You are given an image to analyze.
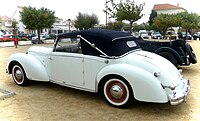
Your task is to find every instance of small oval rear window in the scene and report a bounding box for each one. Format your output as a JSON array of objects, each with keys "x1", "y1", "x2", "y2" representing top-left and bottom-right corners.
[{"x1": 127, "y1": 41, "x2": 136, "y2": 48}]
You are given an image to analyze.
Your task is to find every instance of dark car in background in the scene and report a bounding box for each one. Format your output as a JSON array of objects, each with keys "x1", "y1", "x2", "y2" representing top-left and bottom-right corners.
[
  {"x1": 27, "y1": 33, "x2": 36, "y2": 40},
  {"x1": 178, "y1": 32, "x2": 192, "y2": 40},
  {"x1": 136, "y1": 38, "x2": 197, "y2": 67},
  {"x1": 193, "y1": 32, "x2": 200, "y2": 40},
  {"x1": 18, "y1": 33, "x2": 28, "y2": 39}
]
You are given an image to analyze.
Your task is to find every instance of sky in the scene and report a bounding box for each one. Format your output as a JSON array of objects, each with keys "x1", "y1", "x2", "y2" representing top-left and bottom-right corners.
[{"x1": 0, "y1": 0, "x2": 200, "y2": 24}]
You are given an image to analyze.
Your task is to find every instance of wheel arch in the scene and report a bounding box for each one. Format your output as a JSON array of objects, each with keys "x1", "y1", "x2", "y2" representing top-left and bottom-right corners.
[
  {"x1": 96, "y1": 64, "x2": 168, "y2": 103},
  {"x1": 7, "y1": 53, "x2": 49, "y2": 82},
  {"x1": 155, "y1": 47, "x2": 184, "y2": 64},
  {"x1": 97, "y1": 74, "x2": 128, "y2": 95}
]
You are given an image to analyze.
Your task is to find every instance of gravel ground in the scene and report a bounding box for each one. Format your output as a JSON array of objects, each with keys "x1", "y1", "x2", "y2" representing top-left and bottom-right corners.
[{"x1": 0, "y1": 42, "x2": 199, "y2": 121}]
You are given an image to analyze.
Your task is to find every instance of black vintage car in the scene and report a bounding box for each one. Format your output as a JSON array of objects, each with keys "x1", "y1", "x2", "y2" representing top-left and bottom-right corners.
[{"x1": 136, "y1": 37, "x2": 197, "y2": 67}]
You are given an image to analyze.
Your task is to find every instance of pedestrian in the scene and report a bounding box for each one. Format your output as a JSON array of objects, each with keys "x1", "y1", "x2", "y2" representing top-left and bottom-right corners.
[{"x1": 14, "y1": 37, "x2": 18, "y2": 48}]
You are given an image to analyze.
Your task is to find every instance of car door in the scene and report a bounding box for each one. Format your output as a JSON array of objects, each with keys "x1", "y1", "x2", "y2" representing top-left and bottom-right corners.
[
  {"x1": 49, "y1": 38, "x2": 84, "y2": 87},
  {"x1": 50, "y1": 53, "x2": 84, "y2": 86}
]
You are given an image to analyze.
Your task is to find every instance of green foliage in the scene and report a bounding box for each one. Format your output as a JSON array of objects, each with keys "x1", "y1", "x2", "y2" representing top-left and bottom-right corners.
[
  {"x1": 19, "y1": 37, "x2": 29, "y2": 41},
  {"x1": 105, "y1": 0, "x2": 144, "y2": 32},
  {"x1": 74, "y1": 12, "x2": 99, "y2": 30},
  {"x1": 12, "y1": 19, "x2": 18, "y2": 35},
  {"x1": 151, "y1": 12, "x2": 200, "y2": 38},
  {"x1": 20, "y1": 6, "x2": 55, "y2": 42},
  {"x1": 131, "y1": 23, "x2": 150, "y2": 32},
  {"x1": 148, "y1": 10, "x2": 157, "y2": 26},
  {"x1": 116, "y1": 0, "x2": 144, "y2": 22},
  {"x1": 107, "y1": 21, "x2": 124, "y2": 31},
  {"x1": 103, "y1": 0, "x2": 118, "y2": 19},
  {"x1": 151, "y1": 14, "x2": 181, "y2": 37},
  {"x1": 20, "y1": 6, "x2": 56, "y2": 29},
  {"x1": 176, "y1": 12, "x2": 200, "y2": 29}
]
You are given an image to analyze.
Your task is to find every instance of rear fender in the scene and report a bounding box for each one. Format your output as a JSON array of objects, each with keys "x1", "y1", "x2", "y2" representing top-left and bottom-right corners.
[
  {"x1": 7, "y1": 53, "x2": 49, "y2": 81},
  {"x1": 155, "y1": 47, "x2": 184, "y2": 63},
  {"x1": 96, "y1": 64, "x2": 168, "y2": 103}
]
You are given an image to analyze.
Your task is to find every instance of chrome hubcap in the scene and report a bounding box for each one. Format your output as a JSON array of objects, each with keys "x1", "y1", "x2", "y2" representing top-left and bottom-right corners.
[
  {"x1": 15, "y1": 69, "x2": 22, "y2": 80},
  {"x1": 110, "y1": 85, "x2": 123, "y2": 99}
]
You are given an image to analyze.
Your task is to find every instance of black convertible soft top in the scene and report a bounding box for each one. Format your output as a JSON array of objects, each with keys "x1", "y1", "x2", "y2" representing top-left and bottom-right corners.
[{"x1": 57, "y1": 29, "x2": 141, "y2": 56}]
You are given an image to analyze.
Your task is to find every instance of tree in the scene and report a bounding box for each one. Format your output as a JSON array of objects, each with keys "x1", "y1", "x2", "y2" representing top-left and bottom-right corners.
[
  {"x1": 74, "y1": 12, "x2": 99, "y2": 30},
  {"x1": 151, "y1": 12, "x2": 200, "y2": 39},
  {"x1": 12, "y1": 19, "x2": 18, "y2": 35},
  {"x1": 177, "y1": 12, "x2": 200, "y2": 39},
  {"x1": 115, "y1": 0, "x2": 144, "y2": 32},
  {"x1": 148, "y1": 10, "x2": 157, "y2": 26},
  {"x1": 151, "y1": 14, "x2": 181, "y2": 38},
  {"x1": 103, "y1": 0, "x2": 118, "y2": 19},
  {"x1": 107, "y1": 21, "x2": 124, "y2": 31},
  {"x1": 103, "y1": 0, "x2": 118, "y2": 28},
  {"x1": 20, "y1": 6, "x2": 56, "y2": 42}
]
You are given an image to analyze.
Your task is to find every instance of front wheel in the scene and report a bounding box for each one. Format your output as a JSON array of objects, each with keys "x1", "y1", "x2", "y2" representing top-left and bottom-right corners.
[
  {"x1": 12, "y1": 63, "x2": 29, "y2": 86},
  {"x1": 101, "y1": 76, "x2": 134, "y2": 108}
]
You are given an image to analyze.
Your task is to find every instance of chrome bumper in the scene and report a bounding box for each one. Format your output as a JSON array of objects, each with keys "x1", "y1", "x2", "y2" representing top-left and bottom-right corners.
[{"x1": 169, "y1": 79, "x2": 190, "y2": 105}]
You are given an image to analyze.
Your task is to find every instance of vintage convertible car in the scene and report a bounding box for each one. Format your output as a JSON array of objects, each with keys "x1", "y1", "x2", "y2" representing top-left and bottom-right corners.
[
  {"x1": 136, "y1": 37, "x2": 197, "y2": 67},
  {"x1": 7, "y1": 29, "x2": 190, "y2": 108}
]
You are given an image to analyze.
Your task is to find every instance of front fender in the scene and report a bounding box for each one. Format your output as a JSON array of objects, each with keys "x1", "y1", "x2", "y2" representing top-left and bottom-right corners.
[
  {"x1": 155, "y1": 47, "x2": 180, "y2": 58},
  {"x1": 155, "y1": 47, "x2": 185, "y2": 64},
  {"x1": 7, "y1": 53, "x2": 49, "y2": 81},
  {"x1": 97, "y1": 64, "x2": 168, "y2": 103}
]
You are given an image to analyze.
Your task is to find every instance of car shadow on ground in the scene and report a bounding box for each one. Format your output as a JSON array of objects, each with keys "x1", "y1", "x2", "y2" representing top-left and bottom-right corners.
[{"x1": 28, "y1": 80, "x2": 189, "y2": 114}]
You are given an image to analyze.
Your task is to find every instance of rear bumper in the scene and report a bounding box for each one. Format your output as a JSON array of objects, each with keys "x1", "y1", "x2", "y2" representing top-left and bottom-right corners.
[{"x1": 169, "y1": 79, "x2": 190, "y2": 105}]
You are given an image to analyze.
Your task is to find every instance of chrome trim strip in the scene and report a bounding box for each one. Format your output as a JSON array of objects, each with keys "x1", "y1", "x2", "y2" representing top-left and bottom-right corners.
[
  {"x1": 50, "y1": 80, "x2": 96, "y2": 93},
  {"x1": 112, "y1": 36, "x2": 135, "y2": 41}
]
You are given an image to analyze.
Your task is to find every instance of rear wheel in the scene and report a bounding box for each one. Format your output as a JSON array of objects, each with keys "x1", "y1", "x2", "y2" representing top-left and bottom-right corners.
[
  {"x1": 12, "y1": 63, "x2": 29, "y2": 86},
  {"x1": 101, "y1": 76, "x2": 134, "y2": 108},
  {"x1": 159, "y1": 52, "x2": 178, "y2": 67}
]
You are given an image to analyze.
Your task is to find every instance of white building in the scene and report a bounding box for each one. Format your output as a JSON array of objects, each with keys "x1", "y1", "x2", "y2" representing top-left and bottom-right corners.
[
  {"x1": 153, "y1": 4, "x2": 187, "y2": 34},
  {"x1": 0, "y1": 6, "x2": 76, "y2": 35},
  {"x1": 50, "y1": 17, "x2": 76, "y2": 34},
  {"x1": 153, "y1": 4, "x2": 187, "y2": 15}
]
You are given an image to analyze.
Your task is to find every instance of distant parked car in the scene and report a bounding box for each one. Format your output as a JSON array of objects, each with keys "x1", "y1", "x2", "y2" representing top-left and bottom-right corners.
[
  {"x1": 193, "y1": 32, "x2": 200, "y2": 40},
  {"x1": 18, "y1": 33, "x2": 28, "y2": 39},
  {"x1": 151, "y1": 32, "x2": 162, "y2": 39},
  {"x1": 165, "y1": 31, "x2": 178, "y2": 40},
  {"x1": 0, "y1": 34, "x2": 19, "y2": 41},
  {"x1": 178, "y1": 32, "x2": 192, "y2": 40},
  {"x1": 31, "y1": 35, "x2": 46, "y2": 44},
  {"x1": 27, "y1": 33, "x2": 36, "y2": 40},
  {"x1": 136, "y1": 38, "x2": 197, "y2": 67},
  {"x1": 139, "y1": 31, "x2": 149, "y2": 39},
  {"x1": 49, "y1": 33, "x2": 56, "y2": 39}
]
